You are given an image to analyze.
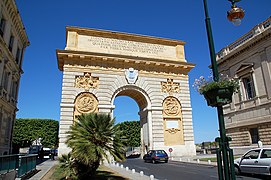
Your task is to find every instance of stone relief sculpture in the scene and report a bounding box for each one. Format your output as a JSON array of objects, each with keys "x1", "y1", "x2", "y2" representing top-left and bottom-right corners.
[
  {"x1": 166, "y1": 128, "x2": 180, "y2": 134},
  {"x1": 163, "y1": 96, "x2": 181, "y2": 116},
  {"x1": 75, "y1": 92, "x2": 98, "y2": 114},
  {"x1": 161, "y1": 78, "x2": 180, "y2": 94},
  {"x1": 75, "y1": 73, "x2": 99, "y2": 90}
]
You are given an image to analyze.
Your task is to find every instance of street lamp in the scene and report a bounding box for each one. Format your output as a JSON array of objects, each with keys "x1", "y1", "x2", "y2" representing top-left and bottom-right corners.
[{"x1": 203, "y1": 0, "x2": 244, "y2": 180}]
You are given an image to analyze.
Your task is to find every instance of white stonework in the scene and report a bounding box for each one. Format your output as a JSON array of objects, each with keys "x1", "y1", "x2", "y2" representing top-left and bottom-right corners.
[
  {"x1": 217, "y1": 17, "x2": 271, "y2": 148},
  {"x1": 0, "y1": 0, "x2": 29, "y2": 155},
  {"x1": 57, "y1": 27, "x2": 196, "y2": 157}
]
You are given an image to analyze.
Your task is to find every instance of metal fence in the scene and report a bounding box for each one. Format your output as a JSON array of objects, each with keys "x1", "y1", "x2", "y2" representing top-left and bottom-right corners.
[{"x1": 0, "y1": 154, "x2": 38, "y2": 178}]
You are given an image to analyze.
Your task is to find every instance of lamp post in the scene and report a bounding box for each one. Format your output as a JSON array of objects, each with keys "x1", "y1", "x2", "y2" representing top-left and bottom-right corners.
[{"x1": 202, "y1": 0, "x2": 244, "y2": 180}]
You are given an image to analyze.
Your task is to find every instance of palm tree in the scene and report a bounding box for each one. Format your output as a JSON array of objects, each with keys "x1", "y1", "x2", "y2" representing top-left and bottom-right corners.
[
  {"x1": 66, "y1": 113, "x2": 126, "y2": 178},
  {"x1": 57, "y1": 153, "x2": 77, "y2": 179}
]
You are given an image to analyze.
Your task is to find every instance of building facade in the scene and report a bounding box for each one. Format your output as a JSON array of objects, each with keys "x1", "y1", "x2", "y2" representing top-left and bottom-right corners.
[
  {"x1": 0, "y1": 0, "x2": 29, "y2": 155},
  {"x1": 217, "y1": 17, "x2": 271, "y2": 149},
  {"x1": 57, "y1": 27, "x2": 196, "y2": 157}
]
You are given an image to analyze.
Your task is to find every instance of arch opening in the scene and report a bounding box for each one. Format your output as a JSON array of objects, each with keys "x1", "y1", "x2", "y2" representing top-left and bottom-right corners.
[{"x1": 112, "y1": 87, "x2": 151, "y2": 156}]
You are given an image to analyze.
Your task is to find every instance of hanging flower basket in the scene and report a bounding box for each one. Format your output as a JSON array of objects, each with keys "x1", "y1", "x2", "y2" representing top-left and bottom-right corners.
[{"x1": 202, "y1": 86, "x2": 234, "y2": 107}]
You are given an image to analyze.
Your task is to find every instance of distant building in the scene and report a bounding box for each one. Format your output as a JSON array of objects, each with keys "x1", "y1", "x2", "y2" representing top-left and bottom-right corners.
[
  {"x1": 0, "y1": 0, "x2": 29, "y2": 155},
  {"x1": 217, "y1": 17, "x2": 271, "y2": 149}
]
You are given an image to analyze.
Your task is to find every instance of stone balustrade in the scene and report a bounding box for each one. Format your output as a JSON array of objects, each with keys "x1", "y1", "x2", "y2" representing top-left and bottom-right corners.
[{"x1": 216, "y1": 16, "x2": 271, "y2": 60}]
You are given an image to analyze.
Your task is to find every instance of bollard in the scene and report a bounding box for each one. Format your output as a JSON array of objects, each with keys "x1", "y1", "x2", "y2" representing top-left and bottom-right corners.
[
  {"x1": 140, "y1": 171, "x2": 144, "y2": 176},
  {"x1": 180, "y1": 158, "x2": 182, "y2": 161},
  {"x1": 150, "y1": 175, "x2": 154, "y2": 180},
  {"x1": 132, "y1": 169, "x2": 135, "y2": 173},
  {"x1": 208, "y1": 160, "x2": 211, "y2": 164},
  {"x1": 171, "y1": 157, "x2": 174, "y2": 160},
  {"x1": 120, "y1": 165, "x2": 123, "y2": 168},
  {"x1": 116, "y1": 163, "x2": 119, "y2": 167},
  {"x1": 125, "y1": 167, "x2": 129, "y2": 171},
  {"x1": 197, "y1": 159, "x2": 200, "y2": 163},
  {"x1": 188, "y1": 158, "x2": 191, "y2": 162}
]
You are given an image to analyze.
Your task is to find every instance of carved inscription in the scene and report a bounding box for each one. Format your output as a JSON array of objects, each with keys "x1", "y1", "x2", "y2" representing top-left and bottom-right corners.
[{"x1": 87, "y1": 36, "x2": 166, "y2": 55}]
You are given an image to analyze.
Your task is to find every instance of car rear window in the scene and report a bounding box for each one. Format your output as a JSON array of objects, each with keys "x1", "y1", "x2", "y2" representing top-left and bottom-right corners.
[{"x1": 155, "y1": 150, "x2": 166, "y2": 154}]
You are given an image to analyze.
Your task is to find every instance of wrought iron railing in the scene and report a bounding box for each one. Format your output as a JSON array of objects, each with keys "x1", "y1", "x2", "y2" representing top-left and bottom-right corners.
[{"x1": 0, "y1": 154, "x2": 38, "y2": 178}]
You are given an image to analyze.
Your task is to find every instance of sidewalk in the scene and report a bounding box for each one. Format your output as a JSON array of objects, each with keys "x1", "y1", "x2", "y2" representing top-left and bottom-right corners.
[{"x1": 28, "y1": 158, "x2": 57, "y2": 180}]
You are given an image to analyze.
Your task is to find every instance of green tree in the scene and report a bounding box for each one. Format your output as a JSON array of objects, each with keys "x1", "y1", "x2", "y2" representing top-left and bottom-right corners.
[
  {"x1": 117, "y1": 121, "x2": 140, "y2": 147},
  {"x1": 66, "y1": 113, "x2": 126, "y2": 178},
  {"x1": 12, "y1": 119, "x2": 59, "y2": 149}
]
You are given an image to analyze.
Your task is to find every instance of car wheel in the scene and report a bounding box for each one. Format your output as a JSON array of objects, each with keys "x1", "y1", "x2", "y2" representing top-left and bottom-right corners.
[
  {"x1": 234, "y1": 166, "x2": 240, "y2": 175},
  {"x1": 152, "y1": 159, "x2": 156, "y2": 164},
  {"x1": 165, "y1": 160, "x2": 168, "y2": 163}
]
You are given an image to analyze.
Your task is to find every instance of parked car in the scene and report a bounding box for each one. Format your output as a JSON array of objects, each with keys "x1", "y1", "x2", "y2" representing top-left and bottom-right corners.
[
  {"x1": 143, "y1": 150, "x2": 168, "y2": 163},
  {"x1": 234, "y1": 148, "x2": 271, "y2": 176}
]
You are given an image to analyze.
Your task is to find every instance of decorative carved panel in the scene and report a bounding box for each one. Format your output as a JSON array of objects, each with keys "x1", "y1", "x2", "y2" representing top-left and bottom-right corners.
[
  {"x1": 161, "y1": 78, "x2": 180, "y2": 94},
  {"x1": 75, "y1": 73, "x2": 99, "y2": 90},
  {"x1": 166, "y1": 128, "x2": 180, "y2": 134},
  {"x1": 163, "y1": 96, "x2": 181, "y2": 116},
  {"x1": 74, "y1": 92, "x2": 98, "y2": 114}
]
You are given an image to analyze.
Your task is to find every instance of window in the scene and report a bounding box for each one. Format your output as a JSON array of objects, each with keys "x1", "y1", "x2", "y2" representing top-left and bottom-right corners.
[
  {"x1": 11, "y1": 81, "x2": 18, "y2": 99},
  {"x1": 8, "y1": 35, "x2": 14, "y2": 52},
  {"x1": 261, "y1": 150, "x2": 271, "y2": 159},
  {"x1": 16, "y1": 48, "x2": 21, "y2": 64},
  {"x1": 244, "y1": 149, "x2": 260, "y2": 159},
  {"x1": 243, "y1": 76, "x2": 255, "y2": 100},
  {"x1": 250, "y1": 128, "x2": 259, "y2": 144},
  {"x1": 2, "y1": 70, "x2": 9, "y2": 90},
  {"x1": 0, "y1": 17, "x2": 6, "y2": 37}
]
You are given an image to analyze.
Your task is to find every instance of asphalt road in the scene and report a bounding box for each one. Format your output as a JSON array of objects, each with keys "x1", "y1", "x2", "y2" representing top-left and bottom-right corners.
[{"x1": 121, "y1": 158, "x2": 269, "y2": 180}]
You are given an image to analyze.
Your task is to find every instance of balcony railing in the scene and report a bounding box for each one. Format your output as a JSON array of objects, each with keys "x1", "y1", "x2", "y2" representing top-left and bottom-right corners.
[{"x1": 217, "y1": 16, "x2": 271, "y2": 60}]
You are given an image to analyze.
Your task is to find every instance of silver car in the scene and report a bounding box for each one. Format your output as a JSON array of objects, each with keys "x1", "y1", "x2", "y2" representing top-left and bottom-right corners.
[{"x1": 234, "y1": 148, "x2": 271, "y2": 176}]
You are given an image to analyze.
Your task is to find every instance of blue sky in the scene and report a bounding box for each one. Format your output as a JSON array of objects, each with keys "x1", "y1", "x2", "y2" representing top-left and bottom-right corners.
[{"x1": 16, "y1": 0, "x2": 271, "y2": 143}]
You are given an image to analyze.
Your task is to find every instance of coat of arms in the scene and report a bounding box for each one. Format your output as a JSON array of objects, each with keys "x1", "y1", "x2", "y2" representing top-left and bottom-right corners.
[{"x1": 125, "y1": 68, "x2": 138, "y2": 84}]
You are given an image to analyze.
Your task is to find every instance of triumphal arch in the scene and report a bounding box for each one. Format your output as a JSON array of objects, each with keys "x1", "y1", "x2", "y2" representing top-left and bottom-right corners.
[{"x1": 57, "y1": 26, "x2": 196, "y2": 157}]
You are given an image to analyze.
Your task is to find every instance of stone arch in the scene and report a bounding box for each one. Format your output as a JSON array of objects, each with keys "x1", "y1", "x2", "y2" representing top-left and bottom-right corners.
[
  {"x1": 111, "y1": 85, "x2": 151, "y2": 111},
  {"x1": 57, "y1": 27, "x2": 196, "y2": 157},
  {"x1": 111, "y1": 85, "x2": 153, "y2": 154}
]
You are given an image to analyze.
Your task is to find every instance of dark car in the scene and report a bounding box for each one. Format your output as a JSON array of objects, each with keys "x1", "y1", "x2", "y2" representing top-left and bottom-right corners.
[{"x1": 143, "y1": 150, "x2": 168, "y2": 163}]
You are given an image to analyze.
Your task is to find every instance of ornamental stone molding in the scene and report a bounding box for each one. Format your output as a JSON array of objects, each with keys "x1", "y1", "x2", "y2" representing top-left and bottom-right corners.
[
  {"x1": 74, "y1": 92, "x2": 98, "y2": 114},
  {"x1": 163, "y1": 96, "x2": 181, "y2": 116},
  {"x1": 166, "y1": 128, "x2": 181, "y2": 134},
  {"x1": 75, "y1": 73, "x2": 99, "y2": 90},
  {"x1": 161, "y1": 78, "x2": 180, "y2": 94}
]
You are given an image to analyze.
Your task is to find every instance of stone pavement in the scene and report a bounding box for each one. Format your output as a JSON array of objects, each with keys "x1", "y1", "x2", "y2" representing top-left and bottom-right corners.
[{"x1": 28, "y1": 158, "x2": 57, "y2": 180}]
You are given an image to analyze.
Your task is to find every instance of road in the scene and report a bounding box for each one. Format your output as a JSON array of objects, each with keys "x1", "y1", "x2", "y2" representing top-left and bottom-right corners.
[{"x1": 121, "y1": 158, "x2": 267, "y2": 180}]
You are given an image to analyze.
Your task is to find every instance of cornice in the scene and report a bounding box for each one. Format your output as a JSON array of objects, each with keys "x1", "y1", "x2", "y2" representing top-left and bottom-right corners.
[
  {"x1": 66, "y1": 26, "x2": 185, "y2": 46},
  {"x1": 56, "y1": 49, "x2": 195, "y2": 74},
  {"x1": 3, "y1": 0, "x2": 30, "y2": 47}
]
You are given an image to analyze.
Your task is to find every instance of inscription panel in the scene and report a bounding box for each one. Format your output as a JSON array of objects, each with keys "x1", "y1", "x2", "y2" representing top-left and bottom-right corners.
[{"x1": 77, "y1": 35, "x2": 180, "y2": 60}]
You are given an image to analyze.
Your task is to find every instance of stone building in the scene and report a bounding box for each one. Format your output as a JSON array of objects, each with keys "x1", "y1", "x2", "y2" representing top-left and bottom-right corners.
[
  {"x1": 57, "y1": 27, "x2": 196, "y2": 157},
  {"x1": 216, "y1": 17, "x2": 271, "y2": 149},
  {"x1": 0, "y1": 0, "x2": 29, "y2": 155}
]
